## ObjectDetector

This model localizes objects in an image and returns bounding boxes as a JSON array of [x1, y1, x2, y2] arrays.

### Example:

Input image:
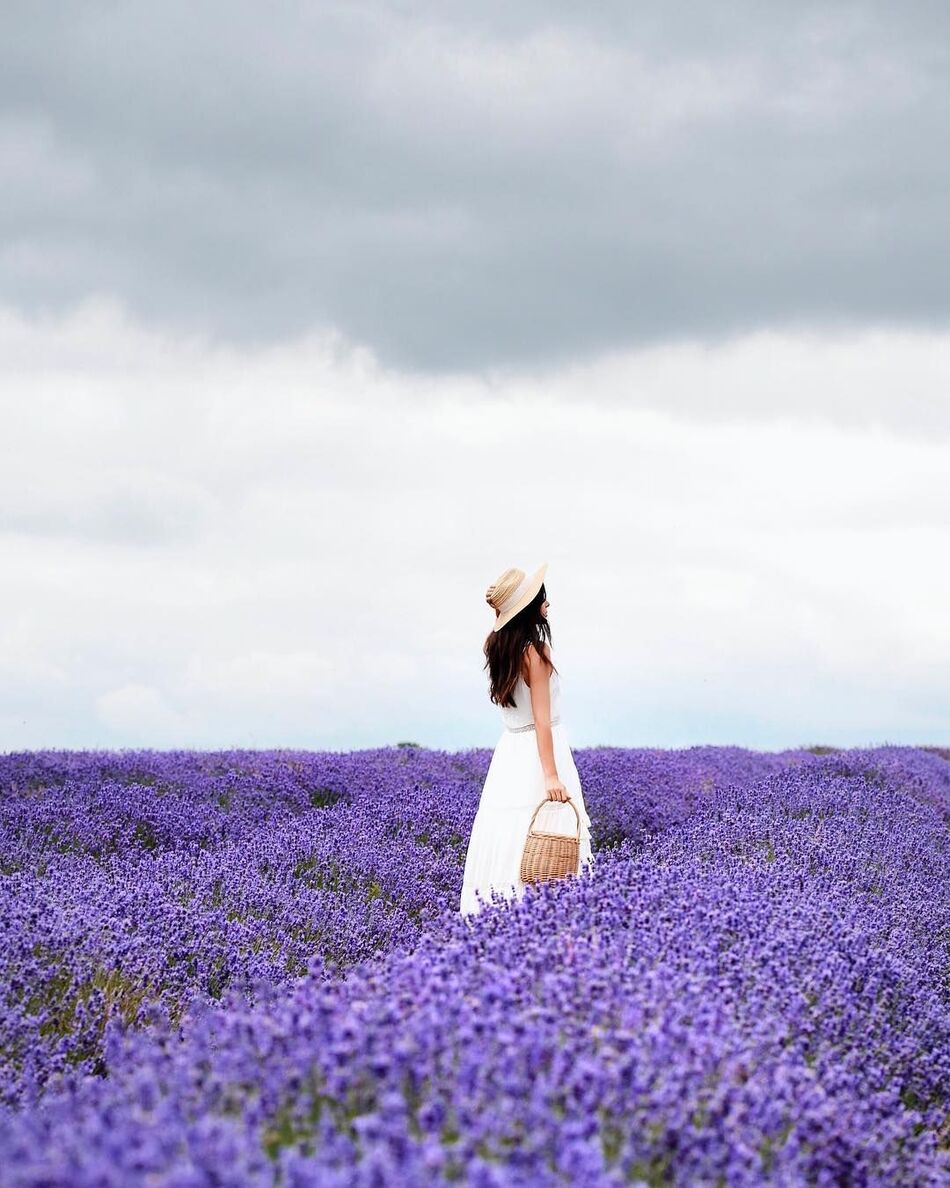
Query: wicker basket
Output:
[[519, 797, 581, 885]]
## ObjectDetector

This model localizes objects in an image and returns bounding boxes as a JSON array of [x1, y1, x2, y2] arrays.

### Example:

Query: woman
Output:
[[459, 562, 595, 918]]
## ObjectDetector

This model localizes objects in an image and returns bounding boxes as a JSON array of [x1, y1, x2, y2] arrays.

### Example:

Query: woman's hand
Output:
[[544, 774, 570, 802]]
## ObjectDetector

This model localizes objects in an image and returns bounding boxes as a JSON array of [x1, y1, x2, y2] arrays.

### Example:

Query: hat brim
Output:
[[492, 562, 548, 632]]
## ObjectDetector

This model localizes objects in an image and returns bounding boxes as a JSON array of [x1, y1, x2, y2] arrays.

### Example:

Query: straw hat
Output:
[[485, 562, 548, 632]]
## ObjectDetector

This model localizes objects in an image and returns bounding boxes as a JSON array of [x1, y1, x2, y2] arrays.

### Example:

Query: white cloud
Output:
[[0, 460, 218, 545], [181, 650, 336, 699], [509, 326, 950, 435], [95, 683, 189, 743], [1, 296, 948, 751]]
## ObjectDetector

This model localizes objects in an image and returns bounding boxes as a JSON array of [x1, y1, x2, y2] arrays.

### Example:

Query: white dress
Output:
[[459, 649, 595, 918]]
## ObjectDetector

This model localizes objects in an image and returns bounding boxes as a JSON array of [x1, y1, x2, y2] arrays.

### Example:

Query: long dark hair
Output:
[[484, 583, 558, 708]]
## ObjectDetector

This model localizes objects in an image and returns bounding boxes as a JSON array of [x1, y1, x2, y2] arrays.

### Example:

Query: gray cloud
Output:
[[2, 1, 950, 372]]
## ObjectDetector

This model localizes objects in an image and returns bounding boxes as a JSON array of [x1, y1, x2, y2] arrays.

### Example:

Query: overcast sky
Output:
[[2, 2, 949, 752]]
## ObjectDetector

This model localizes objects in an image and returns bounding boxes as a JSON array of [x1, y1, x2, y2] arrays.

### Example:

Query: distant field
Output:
[[1, 744, 948, 1184]]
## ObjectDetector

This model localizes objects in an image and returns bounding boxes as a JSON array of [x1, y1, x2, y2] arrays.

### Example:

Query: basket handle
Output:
[[527, 796, 581, 839]]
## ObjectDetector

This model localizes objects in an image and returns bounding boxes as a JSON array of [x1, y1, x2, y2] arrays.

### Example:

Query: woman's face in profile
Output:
[[541, 596, 550, 620]]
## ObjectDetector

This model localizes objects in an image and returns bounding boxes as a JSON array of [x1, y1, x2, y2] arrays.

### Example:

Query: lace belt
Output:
[[506, 715, 561, 733]]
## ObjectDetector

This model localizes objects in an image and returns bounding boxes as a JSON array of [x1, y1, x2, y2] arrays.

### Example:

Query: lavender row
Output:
[[0, 744, 798, 1110], [1, 748, 947, 1183]]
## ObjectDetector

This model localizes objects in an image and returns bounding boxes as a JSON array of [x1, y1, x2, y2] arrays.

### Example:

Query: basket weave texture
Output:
[[519, 798, 581, 885]]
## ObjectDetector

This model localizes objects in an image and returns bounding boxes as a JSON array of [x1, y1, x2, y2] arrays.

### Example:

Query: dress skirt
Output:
[[459, 721, 595, 919]]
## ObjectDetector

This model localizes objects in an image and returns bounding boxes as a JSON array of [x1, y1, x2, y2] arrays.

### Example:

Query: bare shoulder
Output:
[[523, 640, 553, 688]]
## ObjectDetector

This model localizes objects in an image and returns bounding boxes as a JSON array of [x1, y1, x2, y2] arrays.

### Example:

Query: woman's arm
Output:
[[526, 644, 569, 801]]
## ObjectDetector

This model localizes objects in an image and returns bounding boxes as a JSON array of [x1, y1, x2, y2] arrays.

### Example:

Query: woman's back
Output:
[[499, 654, 562, 732]]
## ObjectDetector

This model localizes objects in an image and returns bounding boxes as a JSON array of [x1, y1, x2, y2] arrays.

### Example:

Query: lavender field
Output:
[[1, 744, 948, 1186]]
